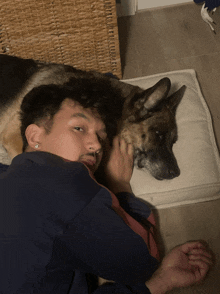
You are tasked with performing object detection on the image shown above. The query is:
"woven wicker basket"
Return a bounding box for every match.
[0,0,122,78]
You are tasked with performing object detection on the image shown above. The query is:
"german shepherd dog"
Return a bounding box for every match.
[0,54,186,180]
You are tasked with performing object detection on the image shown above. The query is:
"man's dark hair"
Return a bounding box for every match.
[20,77,124,151]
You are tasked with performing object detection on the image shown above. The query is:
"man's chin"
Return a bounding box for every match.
[80,161,97,173]
[61,157,99,174]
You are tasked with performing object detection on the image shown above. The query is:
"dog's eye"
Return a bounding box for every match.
[141,134,146,140]
[155,130,164,140]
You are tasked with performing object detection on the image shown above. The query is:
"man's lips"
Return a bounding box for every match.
[81,159,96,167]
[61,156,97,170]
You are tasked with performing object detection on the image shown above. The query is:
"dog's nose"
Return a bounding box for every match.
[167,167,180,179]
[154,167,180,180]
[156,166,180,180]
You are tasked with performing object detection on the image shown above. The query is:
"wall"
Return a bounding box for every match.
[138,0,191,10]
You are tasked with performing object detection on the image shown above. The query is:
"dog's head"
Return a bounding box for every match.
[119,78,186,180]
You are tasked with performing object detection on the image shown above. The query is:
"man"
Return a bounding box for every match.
[0,80,213,293]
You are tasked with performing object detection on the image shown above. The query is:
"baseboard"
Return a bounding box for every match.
[136,1,193,13]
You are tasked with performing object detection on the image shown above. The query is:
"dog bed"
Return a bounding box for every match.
[124,69,220,209]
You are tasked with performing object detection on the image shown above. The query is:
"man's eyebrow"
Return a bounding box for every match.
[70,113,90,121]
[70,112,106,133]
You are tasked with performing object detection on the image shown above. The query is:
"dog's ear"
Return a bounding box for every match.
[142,77,171,110]
[127,77,171,120]
[166,85,186,113]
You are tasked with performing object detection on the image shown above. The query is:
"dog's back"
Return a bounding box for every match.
[0,54,186,180]
[0,55,39,110]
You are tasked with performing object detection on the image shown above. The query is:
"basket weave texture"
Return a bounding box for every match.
[0,0,122,78]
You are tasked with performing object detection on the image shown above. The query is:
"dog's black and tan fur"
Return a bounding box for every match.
[0,54,186,180]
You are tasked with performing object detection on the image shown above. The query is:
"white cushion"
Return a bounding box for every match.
[123,69,220,209]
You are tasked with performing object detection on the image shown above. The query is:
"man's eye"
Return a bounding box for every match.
[74,127,83,132]
[98,135,106,143]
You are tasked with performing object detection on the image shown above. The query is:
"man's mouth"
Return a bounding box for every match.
[81,159,96,170]
[82,160,95,166]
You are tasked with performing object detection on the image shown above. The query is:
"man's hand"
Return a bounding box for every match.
[104,136,134,194]
[146,241,214,294]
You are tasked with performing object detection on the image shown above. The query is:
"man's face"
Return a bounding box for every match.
[37,99,107,173]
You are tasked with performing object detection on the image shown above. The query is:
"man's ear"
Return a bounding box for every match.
[25,124,44,150]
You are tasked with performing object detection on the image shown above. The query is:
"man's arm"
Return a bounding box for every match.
[61,186,158,288]
[99,136,213,293]
[145,241,213,294]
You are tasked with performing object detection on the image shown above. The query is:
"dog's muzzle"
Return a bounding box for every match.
[134,149,180,180]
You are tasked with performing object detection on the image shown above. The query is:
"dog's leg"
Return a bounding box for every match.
[2,113,23,159]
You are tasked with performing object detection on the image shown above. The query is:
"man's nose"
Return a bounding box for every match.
[87,134,102,152]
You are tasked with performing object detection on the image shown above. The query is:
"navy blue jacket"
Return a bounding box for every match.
[0,152,158,293]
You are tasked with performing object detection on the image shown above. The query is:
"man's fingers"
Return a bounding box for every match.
[117,137,133,156]
[119,137,127,152]
[188,254,213,265]
[127,143,134,156]
[188,248,213,260]
[188,260,210,280]
[181,241,208,254]
[112,136,120,148]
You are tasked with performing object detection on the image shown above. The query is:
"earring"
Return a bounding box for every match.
[35,143,39,149]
